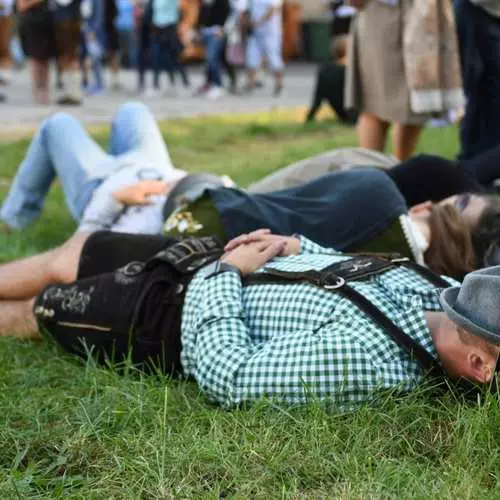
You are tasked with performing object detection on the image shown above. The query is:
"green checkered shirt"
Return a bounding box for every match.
[181,236,458,410]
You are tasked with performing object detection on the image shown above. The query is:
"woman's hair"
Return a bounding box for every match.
[424,204,476,280]
[470,195,500,268]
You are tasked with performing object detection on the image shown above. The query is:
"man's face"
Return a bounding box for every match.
[436,317,499,384]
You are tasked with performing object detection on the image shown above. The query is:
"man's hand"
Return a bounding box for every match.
[221,239,286,276]
[224,229,301,257]
[113,180,172,206]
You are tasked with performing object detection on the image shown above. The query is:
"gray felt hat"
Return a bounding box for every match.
[440,265,500,346]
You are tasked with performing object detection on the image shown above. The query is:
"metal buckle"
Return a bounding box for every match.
[323,277,346,290]
[391,257,410,264]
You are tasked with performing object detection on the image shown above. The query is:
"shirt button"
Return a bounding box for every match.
[175,283,184,295]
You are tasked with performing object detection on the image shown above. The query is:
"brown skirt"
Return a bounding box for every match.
[345,0,430,125]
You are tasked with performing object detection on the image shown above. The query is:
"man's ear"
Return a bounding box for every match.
[409,201,433,216]
[467,352,493,384]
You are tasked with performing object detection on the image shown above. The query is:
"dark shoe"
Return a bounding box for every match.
[0,94,5,103]
[273,85,283,97]
[57,95,82,106]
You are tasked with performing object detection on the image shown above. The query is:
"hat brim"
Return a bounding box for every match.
[440,287,500,346]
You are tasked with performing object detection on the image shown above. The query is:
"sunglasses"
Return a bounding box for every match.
[454,193,471,213]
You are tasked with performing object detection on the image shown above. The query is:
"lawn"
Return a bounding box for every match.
[1,111,499,499]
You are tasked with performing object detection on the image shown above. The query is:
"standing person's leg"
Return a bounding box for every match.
[393,123,422,161]
[108,101,173,167]
[54,19,83,106]
[205,33,224,89]
[0,15,12,84]
[462,143,500,186]
[454,0,481,160]
[161,31,176,87]
[262,28,284,95]
[171,25,189,88]
[31,58,50,105]
[246,35,261,90]
[0,114,114,228]
[150,29,161,91]
[357,113,390,152]
[221,36,237,93]
[108,25,122,90]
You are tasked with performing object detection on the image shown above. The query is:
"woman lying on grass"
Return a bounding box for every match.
[2,102,500,285]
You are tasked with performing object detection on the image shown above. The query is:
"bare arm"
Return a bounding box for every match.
[17,0,44,12]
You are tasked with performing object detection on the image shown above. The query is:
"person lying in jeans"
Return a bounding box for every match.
[2,102,500,279]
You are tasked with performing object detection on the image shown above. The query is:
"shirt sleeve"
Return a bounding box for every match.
[190,272,379,410]
[297,235,342,256]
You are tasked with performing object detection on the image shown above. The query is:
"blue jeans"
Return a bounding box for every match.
[151,24,188,88]
[455,0,500,159]
[203,32,224,88]
[0,102,172,228]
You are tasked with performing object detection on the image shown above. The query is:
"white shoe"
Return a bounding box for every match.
[144,88,163,99]
[176,85,192,98]
[206,86,225,100]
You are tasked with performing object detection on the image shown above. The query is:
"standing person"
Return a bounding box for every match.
[150,0,189,96]
[16,0,56,104]
[244,0,284,96]
[116,0,135,68]
[454,0,500,160]
[135,0,152,93]
[345,0,463,161]
[53,0,83,105]
[81,0,106,94]
[197,0,234,99]
[0,0,14,86]
[104,0,121,91]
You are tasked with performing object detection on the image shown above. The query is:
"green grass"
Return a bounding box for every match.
[2,111,498,498]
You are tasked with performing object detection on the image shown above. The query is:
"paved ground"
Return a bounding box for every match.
[0,63,316,138]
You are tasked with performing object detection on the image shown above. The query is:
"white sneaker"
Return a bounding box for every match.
[206,86,225,100]
[144,87,163,99]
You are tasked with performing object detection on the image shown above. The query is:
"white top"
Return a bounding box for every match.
[78,160,186,234]
[245,0,282,26]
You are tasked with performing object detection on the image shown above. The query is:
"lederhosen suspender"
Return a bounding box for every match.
[244,255,449,378]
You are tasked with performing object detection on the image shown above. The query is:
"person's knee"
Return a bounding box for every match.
[115,101,152,121]
[42,112,76,139]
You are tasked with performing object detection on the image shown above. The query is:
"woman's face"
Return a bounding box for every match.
[409,194,488,229]
[439,194,488,228]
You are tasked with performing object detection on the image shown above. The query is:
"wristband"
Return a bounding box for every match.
[204,260,241,279]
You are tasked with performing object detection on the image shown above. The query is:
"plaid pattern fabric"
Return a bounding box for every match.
[181,236,459,410]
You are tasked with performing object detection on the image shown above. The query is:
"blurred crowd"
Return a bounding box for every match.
[0,0,286,105]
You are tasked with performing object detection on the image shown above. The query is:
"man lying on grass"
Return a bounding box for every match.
[0,229,498,411]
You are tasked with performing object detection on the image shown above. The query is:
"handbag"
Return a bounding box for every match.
[225,37,245,66]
